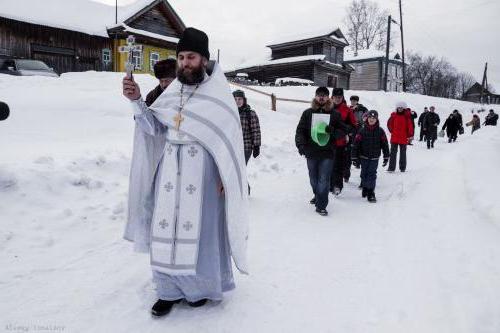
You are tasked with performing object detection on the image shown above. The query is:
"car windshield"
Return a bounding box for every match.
[16,60,51,71]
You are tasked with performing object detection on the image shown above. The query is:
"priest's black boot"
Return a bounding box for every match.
[151,299,182,317]
[187,299,208,307]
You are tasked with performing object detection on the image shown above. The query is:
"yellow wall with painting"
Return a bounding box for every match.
[114,39,176,75]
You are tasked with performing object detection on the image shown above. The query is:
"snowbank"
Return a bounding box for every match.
[1,72,499,333]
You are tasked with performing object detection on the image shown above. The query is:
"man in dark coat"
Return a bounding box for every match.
[484,109,499,126]
[442,113,460,143]
[418,107,429,141]
[387,101,414,172]
[452,109,464,134]
[145,58,177,106]
[423,106,440,149]
[295,87,349,216]
[351,110,390,203]
[330,88,357,195]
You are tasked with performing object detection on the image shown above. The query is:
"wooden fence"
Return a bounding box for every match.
[229,81,310,111]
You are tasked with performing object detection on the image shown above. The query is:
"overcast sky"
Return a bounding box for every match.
[97,0,500,90]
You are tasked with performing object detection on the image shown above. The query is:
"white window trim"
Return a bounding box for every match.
[133,51,143,70]
[150,51,160,72]
[102,48,111,65]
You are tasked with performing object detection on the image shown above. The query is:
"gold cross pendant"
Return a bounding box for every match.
[173,112,184,130]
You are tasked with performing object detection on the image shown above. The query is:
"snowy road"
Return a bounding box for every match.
[1,73,499,333]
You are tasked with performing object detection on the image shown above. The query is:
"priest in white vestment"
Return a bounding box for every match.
[122,27,248,317]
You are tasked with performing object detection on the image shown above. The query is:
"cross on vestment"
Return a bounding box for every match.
[174,84,199,130]
[173,112,185,130]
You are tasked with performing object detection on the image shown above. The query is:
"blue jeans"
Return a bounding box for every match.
[360,158,379,190]
[307,158,334,210]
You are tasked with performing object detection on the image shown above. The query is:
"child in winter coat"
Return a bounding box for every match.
[351,110,390,203]
[466,114,481,134]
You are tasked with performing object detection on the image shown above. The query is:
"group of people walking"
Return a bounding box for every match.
[294,86,498,216]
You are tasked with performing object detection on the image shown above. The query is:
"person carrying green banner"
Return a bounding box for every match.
[295,87,349,216]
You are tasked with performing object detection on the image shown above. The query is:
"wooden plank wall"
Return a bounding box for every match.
[0,17,112,74]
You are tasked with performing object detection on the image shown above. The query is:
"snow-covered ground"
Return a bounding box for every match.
[1,72,499,333]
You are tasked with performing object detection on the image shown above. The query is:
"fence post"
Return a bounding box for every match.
[271,93,277,111]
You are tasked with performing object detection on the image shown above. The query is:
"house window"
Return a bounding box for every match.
[133,51,143,70]
[150,51,160,71]
[330,46,337,63]
[307,46,313,55]
[327,75,338,88]
[102,48,111,65]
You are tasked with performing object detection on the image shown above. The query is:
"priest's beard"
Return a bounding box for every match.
[177,63,206,85]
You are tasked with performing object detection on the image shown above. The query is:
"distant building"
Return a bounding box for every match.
[0,0,185,75]
[462,82,500,104]
[343,49,404,92]
[225,28,354,88]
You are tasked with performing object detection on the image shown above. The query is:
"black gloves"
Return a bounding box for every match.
[298,145,306,156]
[352,159,360,168]
[253,146,260,158]
[382,157,389,167]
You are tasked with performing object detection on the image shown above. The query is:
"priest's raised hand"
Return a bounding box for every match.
[122,76,141,101]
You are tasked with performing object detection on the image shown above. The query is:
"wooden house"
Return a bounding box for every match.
[225,28,353,88]
[343,49,404,92]
[462,82,500,104]
[0,0,185,75]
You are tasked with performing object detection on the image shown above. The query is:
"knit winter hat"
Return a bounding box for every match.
[367,110,379,119]
[176,27,210,60]
[232,90,245,98]
[315,86,330,96]
[153,58,177,79]
[332,88,344,97]
[396,101,408,109]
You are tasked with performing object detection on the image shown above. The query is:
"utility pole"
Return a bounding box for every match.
[217,49,220,63]
[399,0,406,92]
[480,62,488,104]
[115,0,118,24]
[384,15,392,92]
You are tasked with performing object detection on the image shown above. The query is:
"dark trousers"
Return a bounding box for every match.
[245,150,251,194]
[447,130,458,142]
[331,146,346,190]
[426,137,436,148]
[344,143,352,181]
[307,158,334,210]
[360,158,379,190]
[388,143,407,171]
[419,127,426,141]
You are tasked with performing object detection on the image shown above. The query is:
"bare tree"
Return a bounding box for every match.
[344,0,390,52]
[344,0,366,53]
[406,50,476,100]
[457,72,476,98]
[360,1,389,50]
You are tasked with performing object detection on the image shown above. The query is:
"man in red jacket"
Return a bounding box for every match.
[387,101,414,172]
[330,88,357,195]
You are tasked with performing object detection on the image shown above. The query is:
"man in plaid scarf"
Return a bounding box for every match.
[233,90,261,163]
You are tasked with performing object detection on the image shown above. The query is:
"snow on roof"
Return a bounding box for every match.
[0,0,158,37]
[232,54,326,72]
[121,24,179,43]
[344,49,401,62]
[275,77,314,84]
[268,27,346,46]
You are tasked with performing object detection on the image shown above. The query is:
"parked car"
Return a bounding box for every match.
[0,58,59,77]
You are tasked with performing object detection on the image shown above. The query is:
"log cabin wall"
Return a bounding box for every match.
[0,16,112,74]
